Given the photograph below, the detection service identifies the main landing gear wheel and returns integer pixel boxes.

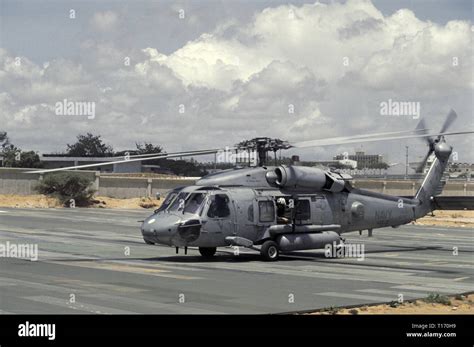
[199,247,217,258]
[260,240,279,261]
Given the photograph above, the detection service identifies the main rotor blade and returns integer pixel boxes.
[289,121,429,148]
[112,148,223,160]
[28,149,220,174]
[290,127,430,147]
[292,130,474,148]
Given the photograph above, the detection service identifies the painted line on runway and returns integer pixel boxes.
[393,284,473,294]
[49,260,203,280]
[357,288,428,298]
[52,279,148,293]
[24,295,138,314]
[88,293,223,314]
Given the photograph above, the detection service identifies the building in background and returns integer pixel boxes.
[334,151,384,169]
[447,162,473,178]
[310,159,357,169]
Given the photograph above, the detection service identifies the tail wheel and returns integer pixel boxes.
[199,247,217,258]
[260,240,279,261]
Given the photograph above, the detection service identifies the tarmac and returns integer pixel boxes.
[0,207,472,314]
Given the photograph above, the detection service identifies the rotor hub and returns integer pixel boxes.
[235,137,291,166]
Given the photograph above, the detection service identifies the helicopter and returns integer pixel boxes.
[30,110,474,261]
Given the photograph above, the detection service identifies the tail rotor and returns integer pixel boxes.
[416,109,457,173]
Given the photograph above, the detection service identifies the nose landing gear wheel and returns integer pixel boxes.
[260,241,279,261]
[199,247,217,258]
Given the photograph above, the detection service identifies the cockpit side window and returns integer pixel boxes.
[207,194,231,218]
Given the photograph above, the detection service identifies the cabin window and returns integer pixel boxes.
[247,204,254,222]
[207,194,231,218]
[258,201,275,222]
[295,200,311,223]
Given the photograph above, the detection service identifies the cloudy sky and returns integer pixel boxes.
[0,0,472,168]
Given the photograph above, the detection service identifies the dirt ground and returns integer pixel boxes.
[0,194,62,208]
[414,210,474,228]
[91,196,162,209]
[310,294,474,315]
[0,194,163,209]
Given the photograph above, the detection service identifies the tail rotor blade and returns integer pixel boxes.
[415,118,428,135]
[416,150,432,173]
[440,109,457,133]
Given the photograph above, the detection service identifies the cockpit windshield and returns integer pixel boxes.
[155,188,181,213]
[167,192,206,215]
[167,192,188,212]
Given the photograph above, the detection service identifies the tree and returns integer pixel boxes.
[0,133,42,168]
[2,146,43,168]
[136,142,163,156]
[66,133,113,157]
[0,131,10,151]
[114,142,163,158]
[132,142,207,176]
[36,172,95,206]
[162,159,208,177]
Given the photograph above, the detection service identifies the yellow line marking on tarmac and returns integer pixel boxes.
[52,279,147,293]
[48,260,201,280]
[424,262,449,266]
[453,276,470,282]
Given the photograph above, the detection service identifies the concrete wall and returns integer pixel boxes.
[0,168,196,198]
[0,168,472,198]
[97,176,195,198]
[0,168,41,195]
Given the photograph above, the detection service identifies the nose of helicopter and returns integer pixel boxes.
[141,213,180,246]
[141,213,202,246]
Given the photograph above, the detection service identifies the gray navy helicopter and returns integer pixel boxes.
[31,110,473,261]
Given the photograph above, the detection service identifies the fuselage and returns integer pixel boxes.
[141,176,423,249]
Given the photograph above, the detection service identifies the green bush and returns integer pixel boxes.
[36,173,95,207]
[424,293,451,306]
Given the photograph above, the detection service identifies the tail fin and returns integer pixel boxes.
[414,137,452,216]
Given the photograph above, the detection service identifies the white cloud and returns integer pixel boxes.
[91,11,119,32]
[0,0,472,164]
[151,0,471,94]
